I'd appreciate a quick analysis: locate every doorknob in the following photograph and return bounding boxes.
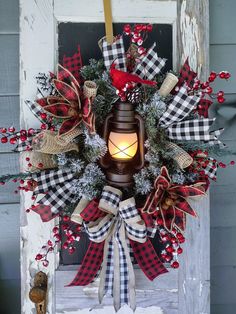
[29,271,48,314]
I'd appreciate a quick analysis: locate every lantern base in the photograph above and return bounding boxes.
[106,169,134,188]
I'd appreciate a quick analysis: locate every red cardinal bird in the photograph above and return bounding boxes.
[110,63,156,91]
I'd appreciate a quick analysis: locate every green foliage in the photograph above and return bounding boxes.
[80,59,105,80]
[0,172,29,183]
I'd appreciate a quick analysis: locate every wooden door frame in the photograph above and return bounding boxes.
[20,1,210,313]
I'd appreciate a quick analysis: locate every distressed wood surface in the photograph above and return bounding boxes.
[54,0,177,23]
[178,194,210,314]
[20,0,210,313]
[56,267,178,314]
[177,0,209,80]
[20,1,58,314]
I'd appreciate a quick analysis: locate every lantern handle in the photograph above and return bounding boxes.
[134,113,145,170]
[100,112,114,169]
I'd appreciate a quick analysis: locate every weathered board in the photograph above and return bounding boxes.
[20,1,210,313]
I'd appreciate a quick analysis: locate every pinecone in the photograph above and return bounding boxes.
[126,85,145,104]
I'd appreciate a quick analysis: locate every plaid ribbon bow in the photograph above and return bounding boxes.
[69,186,167,311]
[36,65,96,136]
[142,167,206,232]
[30,169,76,222]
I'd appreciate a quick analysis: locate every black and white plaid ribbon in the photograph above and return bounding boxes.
[32,168,75,194]
[101,36,127,71]
[25,100,46,124]
[85,188,147,311]
[205,129,225,147]
[204,157,218,179]
[14,137,34,152]
[37,180,77,214]
[166,118,223,144]
[159,84,201,127]
[133,43,166,80]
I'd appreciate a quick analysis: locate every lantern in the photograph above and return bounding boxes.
[100,101,145,187]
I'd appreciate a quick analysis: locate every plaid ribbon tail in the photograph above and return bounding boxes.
[166,118,216,141]
[31,204,59,222]
[204,157,218,179]
[67,241,105,286]
[63,45,83,83]
[37,181,76,217]
[101,36,127,71]
[133,43,166,80]
[206,129,225,147]
[130,238,168,280]
[159,84,200,127]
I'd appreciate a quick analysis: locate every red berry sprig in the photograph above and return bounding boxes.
[0,126,38,146]
[192,70,230,105]
[159,227,184,268]
[35,217,81,267]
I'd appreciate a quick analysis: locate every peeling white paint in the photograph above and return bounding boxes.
[180,0,201,74]
[57,305,164,314]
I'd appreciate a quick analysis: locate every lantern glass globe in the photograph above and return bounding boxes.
[108,132,138,160]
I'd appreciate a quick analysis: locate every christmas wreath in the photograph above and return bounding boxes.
[0,24,234,311]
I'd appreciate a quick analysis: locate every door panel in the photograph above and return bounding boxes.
[20,1,210,313]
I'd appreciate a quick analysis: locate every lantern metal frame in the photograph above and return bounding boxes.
[100,101,145,187]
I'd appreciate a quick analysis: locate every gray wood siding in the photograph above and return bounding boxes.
[210,0,236,313]
[0,0,20,313]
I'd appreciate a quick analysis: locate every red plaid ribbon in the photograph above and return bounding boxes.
[130,238,168,280]
[142,167,205,232]
[37,65,96,135]
[68,241,105,286]
[80,199,106,222]
[63,45,83,83]
[178,58,197,88]
[31,204,59,222]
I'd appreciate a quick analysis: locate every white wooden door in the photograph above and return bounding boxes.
[20,1,210,313]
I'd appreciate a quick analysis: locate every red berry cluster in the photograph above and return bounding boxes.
[60,215,81,255]
[159,228,185,269]
[193,71,231,104]
[123,23,153,54]
[123,23,153,73]
[189,150,235,181]
[0,127,36,146]
[35,217,81,267]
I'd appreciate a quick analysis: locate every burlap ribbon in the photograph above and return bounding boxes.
[166,142,193,169]
[25,151,57,172]
[69,187,167,311]
[32,130,80,154]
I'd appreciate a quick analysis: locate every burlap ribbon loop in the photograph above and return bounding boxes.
[83,81,97,100]
[24,151,57,172]
[32,130,79,154]
[166,142,193,169]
